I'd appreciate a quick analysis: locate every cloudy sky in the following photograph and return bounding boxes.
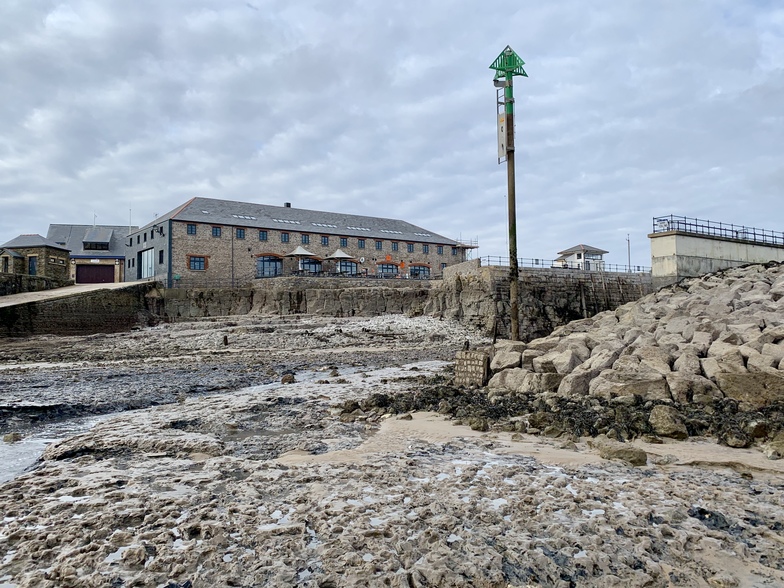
[1,1,782,267]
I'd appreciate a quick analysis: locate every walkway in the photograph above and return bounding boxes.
[0,282,141,308]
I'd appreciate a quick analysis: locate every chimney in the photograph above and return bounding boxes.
[284,202,291,208]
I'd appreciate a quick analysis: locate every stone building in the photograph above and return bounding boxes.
[554,244,608,271]
[125,197,475,287]
[47,224,137,284]
[0,234,70,281]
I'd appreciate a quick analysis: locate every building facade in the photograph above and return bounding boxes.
[0,234,70,281]
[554,244,608,271]
[125,197,474,287]
[47,224,137,284]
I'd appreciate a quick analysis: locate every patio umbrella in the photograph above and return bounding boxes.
[324,248,355,260]
[285,246,318,271]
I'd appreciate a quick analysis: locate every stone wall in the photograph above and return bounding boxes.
[0,274,71,297]
[0,283,159,337]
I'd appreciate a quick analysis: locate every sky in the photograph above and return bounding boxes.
[1,1,782,268]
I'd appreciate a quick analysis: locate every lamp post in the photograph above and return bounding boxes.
[490,46,527,340]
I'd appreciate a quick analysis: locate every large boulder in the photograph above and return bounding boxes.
[518,372,564,395]
[714,372,784,410]
[532,349,582,375]
[666,372,722,405]
[490,350,521,372]
[487,367,529,392]
[648,405,688,440]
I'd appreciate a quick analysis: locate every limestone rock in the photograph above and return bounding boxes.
[518,372,564,395]
[521,349,544,370]
[648,405,688,440]
[714,372,784,410]
[487,368,529,393]
[673,352,701,375]
[665,372,721,405]
[490,350,521,372]
[594,441,648,466]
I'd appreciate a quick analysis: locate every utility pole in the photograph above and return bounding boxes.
[490,46,527,340]
[627,234,631,272]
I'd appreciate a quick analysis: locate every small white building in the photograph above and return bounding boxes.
[554,244,608,271]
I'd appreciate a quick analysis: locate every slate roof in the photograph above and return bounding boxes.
[1,234,70,251]
[47,224,137,258]
[556,244,609,258]
[0,248,24,258]
[139,197,462,246]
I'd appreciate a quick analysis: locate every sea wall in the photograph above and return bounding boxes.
[0,283,159,337]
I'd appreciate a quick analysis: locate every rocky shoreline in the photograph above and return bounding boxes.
[1,265,784,587]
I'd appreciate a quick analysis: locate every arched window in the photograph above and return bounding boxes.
[256,256,282,277]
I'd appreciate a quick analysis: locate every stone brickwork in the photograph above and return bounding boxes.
[0,283,159,336]
[0,275,70,297]
[454,350,490,387]
[126,219,468,288]
[3,246,70,281]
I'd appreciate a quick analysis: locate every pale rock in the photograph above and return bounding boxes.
[673,353,701,375]
[744,349,778,373]
[517,372,564,395]
[663,315,692,336]
[707,336,742,358]
[761,342,784,365]
[591,439,647,466]
[526,337,559,353]
[666,372,721,405]
[493,340,526,354]
[726,321,763,342]
[690,331,714,356]
[761,439,784,460]
[714,372,784,410]
[700,350,746,382]
[490,350,521,372]
[633,346,672,375]
[554,336,591,362]
[556,367,600,398]
[648,405,688,440]
[589,366,671,402]
[533,349,581,374]
[486,368,529,392]
[521,349,544,370]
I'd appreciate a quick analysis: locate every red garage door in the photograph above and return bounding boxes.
[76,264,115,284]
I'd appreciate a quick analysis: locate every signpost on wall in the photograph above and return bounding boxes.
[490,45,527,341]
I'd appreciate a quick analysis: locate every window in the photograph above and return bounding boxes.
[452,247,458,256]
[140,249,154,278]
[159,250,164,264]
[422,244,429,254]
[259,230,268,241]
[136,235,140,245]
[409,265,430,278]
[321,235,329,246]
[256,256,282,277]
[375,241,383,250]
[441,263,447,270]
[143,233,147,242]
[576,253,582,260]
[340,237,347,248]
[391,242,399,252]
[189,256,206,271]
[378,263,398,276]
[337,260,358,275]
[301,233,310,245]
[358,239,365,249]
[236,228,245,240]
[128,238,132,246]
[127,259,131,269]
[281,232,290,243]
[407,243,414,253]
[212,226,221,238]
[300,259,322,274]
[187,224,197,235]
[83,242,109,250]
[150,230,154,240]
[437,245,444,255]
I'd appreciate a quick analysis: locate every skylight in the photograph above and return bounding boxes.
[380,229,403,234]
[232,214,257,220]
[272,218,301,225]
[346,226,371,231]
[312,222,338,228]
[414,232,432,237]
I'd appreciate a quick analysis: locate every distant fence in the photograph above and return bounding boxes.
[480,256,651,274]
[652,215,784,247]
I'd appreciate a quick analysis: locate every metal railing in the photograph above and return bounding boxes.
[255,271,441,281]
[652,215,784,247]
[481,256,651,274]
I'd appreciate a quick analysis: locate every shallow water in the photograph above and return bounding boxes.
[0,414,111,484]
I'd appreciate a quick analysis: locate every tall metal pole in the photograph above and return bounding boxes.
[491,46,527,341]
[505,74,520,341]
